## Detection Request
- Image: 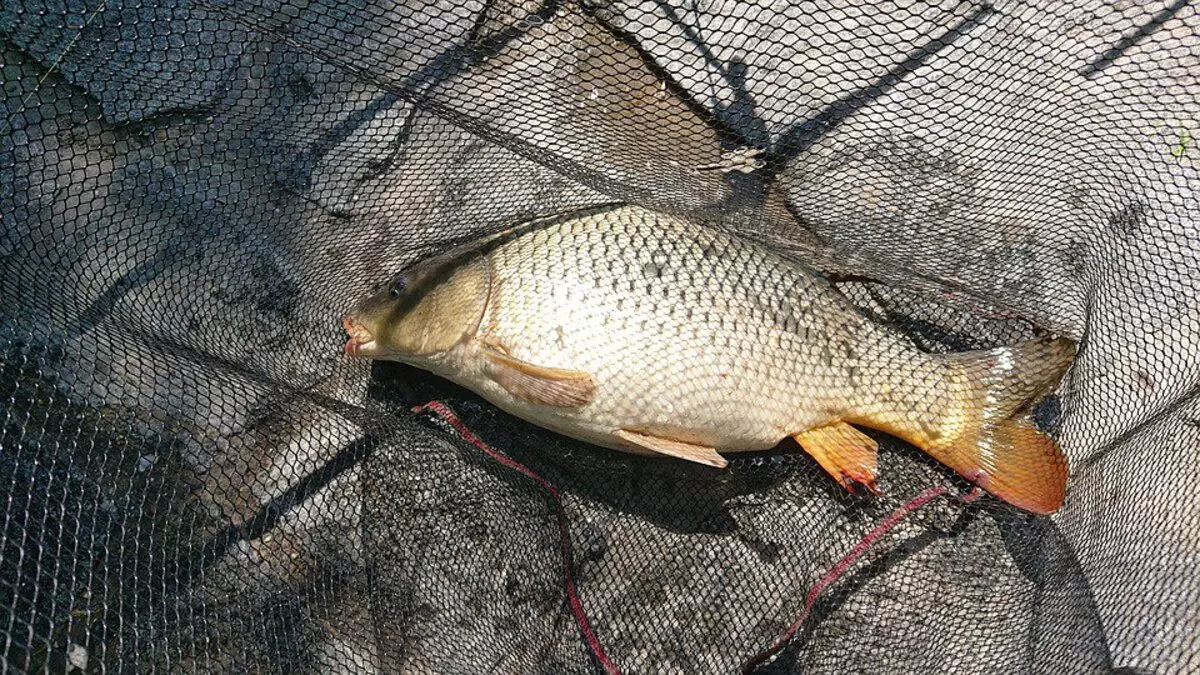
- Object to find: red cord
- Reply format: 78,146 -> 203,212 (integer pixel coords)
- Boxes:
413,401 -> 621,675
414,400 -> 982,675
741,485 -> 984,673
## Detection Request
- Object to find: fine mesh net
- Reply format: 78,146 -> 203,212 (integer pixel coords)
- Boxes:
1,0 -> 1197,672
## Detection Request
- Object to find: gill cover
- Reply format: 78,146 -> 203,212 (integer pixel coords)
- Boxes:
359,251 -> 491,357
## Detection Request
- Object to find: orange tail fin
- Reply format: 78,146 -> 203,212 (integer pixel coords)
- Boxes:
859,336 -> 1075,514
931,336 -> 1075,514
925,417 -> 1068,514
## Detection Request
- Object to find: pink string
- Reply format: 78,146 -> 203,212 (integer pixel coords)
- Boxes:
741,485 -> 984,673
413,401 -> 621,675
414,400 -> 982,675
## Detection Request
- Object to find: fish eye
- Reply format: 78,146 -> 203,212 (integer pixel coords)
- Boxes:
389,276 -> 409,299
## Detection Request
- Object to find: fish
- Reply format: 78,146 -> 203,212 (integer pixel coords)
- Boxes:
343,204 -> 1074,514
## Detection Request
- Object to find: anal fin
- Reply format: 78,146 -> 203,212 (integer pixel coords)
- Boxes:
483,346 -> 596,408
794,422 -> 880,494
613,429 -> 728,469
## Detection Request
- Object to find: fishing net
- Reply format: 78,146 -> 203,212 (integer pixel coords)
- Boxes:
1,0 -> 1197,672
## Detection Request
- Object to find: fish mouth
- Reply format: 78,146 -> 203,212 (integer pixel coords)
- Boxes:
342,315 -> 379,358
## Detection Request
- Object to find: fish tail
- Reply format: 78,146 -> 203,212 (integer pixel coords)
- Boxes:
857,335 -> 1075,514
929,336 -> 1075,514
943,335 -> 1077,420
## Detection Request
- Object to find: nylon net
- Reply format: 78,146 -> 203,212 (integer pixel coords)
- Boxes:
1,0 -> 1197,672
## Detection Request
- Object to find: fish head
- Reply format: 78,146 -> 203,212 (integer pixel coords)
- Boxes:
343,252 -> 490,362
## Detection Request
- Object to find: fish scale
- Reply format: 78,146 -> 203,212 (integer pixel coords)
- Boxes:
480,206 -> 920,450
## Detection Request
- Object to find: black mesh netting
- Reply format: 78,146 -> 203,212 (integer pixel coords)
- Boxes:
1,0 -> 1197,672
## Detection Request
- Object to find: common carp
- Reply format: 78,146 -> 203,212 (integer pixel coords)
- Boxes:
343,204 -> 1073,514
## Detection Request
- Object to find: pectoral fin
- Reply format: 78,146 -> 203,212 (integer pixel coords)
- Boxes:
483,347 -> 596,408
794,422 -> 880,494
614,429 -> 728,468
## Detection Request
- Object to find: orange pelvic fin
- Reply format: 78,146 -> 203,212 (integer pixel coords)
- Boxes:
793,422 -> 880,495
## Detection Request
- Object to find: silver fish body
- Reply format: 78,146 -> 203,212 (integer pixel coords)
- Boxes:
463,207 -> 926,451
345,204 -> 1074,514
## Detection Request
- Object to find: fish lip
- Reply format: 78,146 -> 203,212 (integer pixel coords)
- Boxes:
342,314 -> 379,358
344,337 -> 378,357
